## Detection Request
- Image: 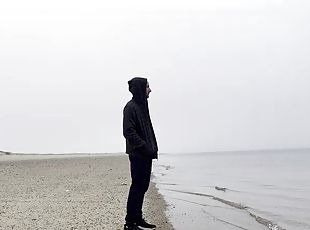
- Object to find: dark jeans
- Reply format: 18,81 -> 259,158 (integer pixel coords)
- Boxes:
125,155 -> 152,223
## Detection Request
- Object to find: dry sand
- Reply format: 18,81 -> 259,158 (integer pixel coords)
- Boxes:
0,154 -> 174,230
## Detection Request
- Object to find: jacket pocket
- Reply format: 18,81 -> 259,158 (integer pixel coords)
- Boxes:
136,144 -> 154,157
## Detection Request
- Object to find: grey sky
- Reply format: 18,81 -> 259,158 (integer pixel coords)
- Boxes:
1,0 -> 309,153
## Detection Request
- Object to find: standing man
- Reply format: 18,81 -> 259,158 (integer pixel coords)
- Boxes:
123,77 -> 158,230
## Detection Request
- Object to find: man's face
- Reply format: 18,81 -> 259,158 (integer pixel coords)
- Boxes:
146,82 -> 151,98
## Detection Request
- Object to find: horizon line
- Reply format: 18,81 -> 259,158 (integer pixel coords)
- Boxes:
1,147 -> 310,155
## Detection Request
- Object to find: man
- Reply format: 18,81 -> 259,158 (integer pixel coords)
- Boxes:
123,77 -> 158,230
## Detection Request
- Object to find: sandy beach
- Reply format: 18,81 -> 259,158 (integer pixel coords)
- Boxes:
0,154 -> 174,230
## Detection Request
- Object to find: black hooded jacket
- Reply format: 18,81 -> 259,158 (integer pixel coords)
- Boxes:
123,78 -> 158,159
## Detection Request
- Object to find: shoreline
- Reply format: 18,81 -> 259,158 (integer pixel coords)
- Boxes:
0,154 -> 174,229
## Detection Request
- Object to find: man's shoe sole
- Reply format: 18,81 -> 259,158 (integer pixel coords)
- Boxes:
137,226 -> 156,230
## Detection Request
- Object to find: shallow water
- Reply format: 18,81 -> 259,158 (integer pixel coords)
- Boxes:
153,149 -> 310,230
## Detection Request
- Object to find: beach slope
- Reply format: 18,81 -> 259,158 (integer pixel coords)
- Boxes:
0,154 -> 173,229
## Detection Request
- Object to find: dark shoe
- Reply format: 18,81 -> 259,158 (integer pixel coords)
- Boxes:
137,219 -> 156,229
124,223 -> 142,230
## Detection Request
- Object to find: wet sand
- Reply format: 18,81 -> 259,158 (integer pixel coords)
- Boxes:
0,154 -> 174,230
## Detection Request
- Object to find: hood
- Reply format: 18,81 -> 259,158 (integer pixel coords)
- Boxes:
128,77 -> 147,104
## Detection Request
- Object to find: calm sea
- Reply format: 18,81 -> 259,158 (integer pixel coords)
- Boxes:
153,149 -> 310,230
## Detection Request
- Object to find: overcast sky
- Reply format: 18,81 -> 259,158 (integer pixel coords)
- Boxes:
1,0 -> 309,153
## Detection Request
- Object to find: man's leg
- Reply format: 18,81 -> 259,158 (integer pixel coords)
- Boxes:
135,158 -> 152,217
125,155 -> 152,224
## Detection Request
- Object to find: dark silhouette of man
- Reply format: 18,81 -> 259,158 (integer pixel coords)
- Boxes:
123,77 -> 158,230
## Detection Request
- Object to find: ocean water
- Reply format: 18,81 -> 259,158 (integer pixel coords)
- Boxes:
152,149 -> 310,230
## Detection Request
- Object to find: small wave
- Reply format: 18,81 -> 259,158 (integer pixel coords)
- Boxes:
166,189 -> 213,198
249,213 -> 285,230
213,197 -> 248,210
157,182 -> 179,186
166,189 -> 247,209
